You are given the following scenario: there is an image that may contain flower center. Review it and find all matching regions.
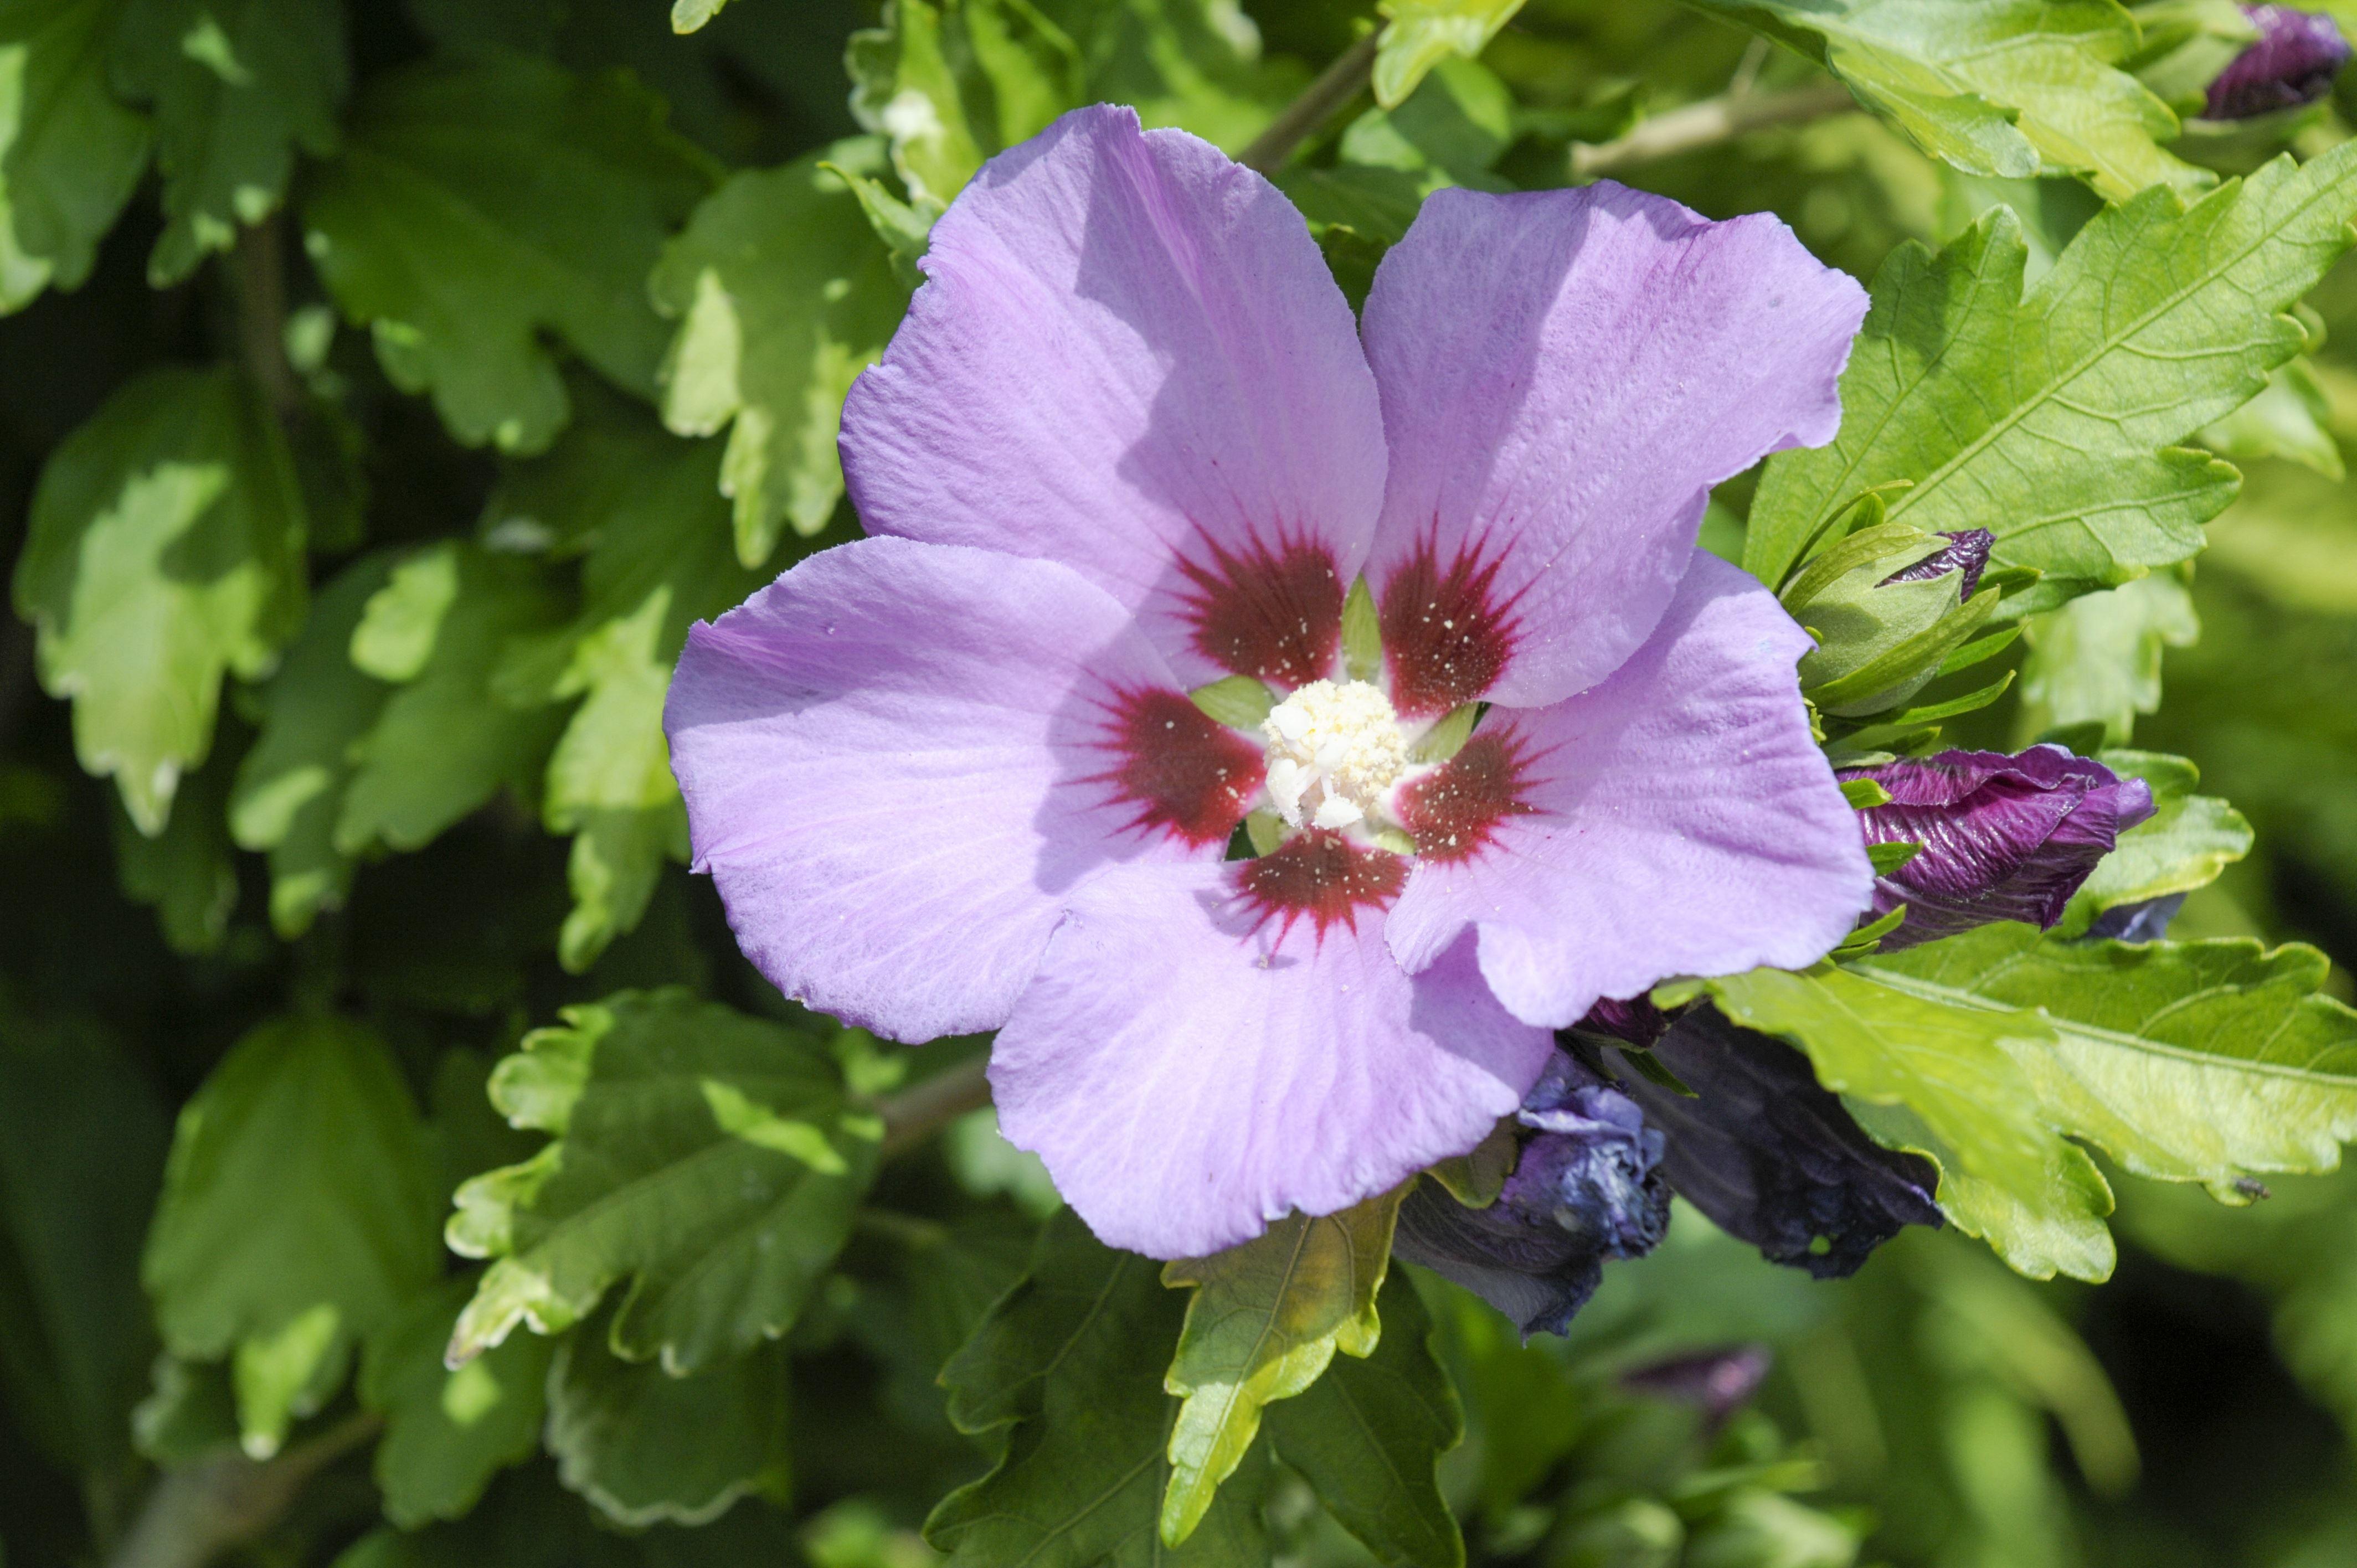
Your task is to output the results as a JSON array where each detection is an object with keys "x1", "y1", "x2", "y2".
[{"x1": 1260, "y1": 679, "x2": 1411, "y2": 833}]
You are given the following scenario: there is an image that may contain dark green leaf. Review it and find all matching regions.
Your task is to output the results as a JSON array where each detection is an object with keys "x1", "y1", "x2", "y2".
[
  {"x1": 545, "y1": 1328, "x2": 792, "y2": 1526},
  {"x1": 109, "y1": 0, "x2": 347, "y2": 284},
  {"x1": 301, "y1": 54, "x2": 717, "y2": 453},
  {"x1": 447, "y1": 990, "x2": 881, "y2": 1373},
  {"x1": 362, "y1": 1276, "x2": 554, "y2": 1528},
  {"x1": 140, "y1": 1014, "x2": 441, "y2": 1453},
  {"x1": 930, "y1": 1208, "x2": 1272, "y2": 1568},
  {"x1": 0, "y1": 0, "x2": 152, "y2": 311},
  {"x1": 112, "y1": 737, "x2": 239, "y2": 955},
  {"x1": 1264, "y1": 1271, "x2": 1463, "y2": 1568}
]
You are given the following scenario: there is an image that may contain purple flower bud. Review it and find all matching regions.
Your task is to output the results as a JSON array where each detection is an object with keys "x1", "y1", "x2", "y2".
[
  {"x1": 1840, "y1": 746, "x2": 2154, "y2": 951},
  {"x1": 1619, "y1": 1345, "x2": 1773, "y2": 1426},
  {"x1": 1576, "y1": 994, "x2": 1673, "y2": 1049},
  {"x1": 1617, "y1": 1008, "x2": 1942, "y2": 1277},
  {"x1": 1394, "y1": 1053, "x2": 1670, "y2": 1337},
  {"x1": 2206, "y1": 6, "x2": 2351, "y2": 119},
  {"x1": 1878, "y1": 527, "x2": 1994, "y2": 599}
]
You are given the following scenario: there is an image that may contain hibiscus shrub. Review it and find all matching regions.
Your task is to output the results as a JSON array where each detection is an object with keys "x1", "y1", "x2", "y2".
[{"x1": 13, "y1": 3, "x2": 2357, "y2": 1568}]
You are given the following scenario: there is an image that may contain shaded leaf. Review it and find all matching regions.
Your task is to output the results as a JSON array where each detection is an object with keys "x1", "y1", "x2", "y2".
[
  {"x1": 361, "y1": 1276, "x2": 553, "y2": 1528},
  {"x1": 847, "y1": 0, "x2": 1079, "y2": 205},
  {"x1": 1372, "y1": 1, "x2": 1524, "y2": 110},
  {"x1": 109, "y1": 0, "x2": 346, "y2": 284},
  {"x1": 2014, "y1": 571, "x2": 2199, "y2": 746},
  {"x1": 1159, "y1": 1188, "x2": 1402, "y2": 1545},
  {"x1": 140, "y1": 1014, "x2": 441, "y2": 1454},
  {"x1": 447, "y1": 990, "x2": 880, "y2": 1374},
  {"x1": 301, "y1": 53, "x2": 716, "y2": 454},
  {"x1": 1263, "y1": 1270, "x2": 1463, "y2": 1568},
  {"x1": 229, "y1": 552, "x2": 397, "y2": 937},
  {"x1": 2200, "y1": 355, "x2": 2345, "y2": 478},
  {"x1": 110, "y1": 734, "x2": 238, "y2": 956},
  {"x1": 1686, "y1": 0, "x2": 2203, "y2": 200},
  {"x1": 649, "y1": 139, "x2": 905, "y2": 565},
  {"x1": 12, "y1": 365, "x2": 306, "y2": 834},
  {"x1": 0, "y1": 0, "x2": 151, "y2": 312},
  {"x1": 545, "y1": 1328, "x2": 791, "y2": 1526},
  {"x1": 1748, "y1": 143, "x2": 2357, "y2": 603},
  {"x1": 929, "y1": 1208, "x2": 1272, "y2": 1568}
]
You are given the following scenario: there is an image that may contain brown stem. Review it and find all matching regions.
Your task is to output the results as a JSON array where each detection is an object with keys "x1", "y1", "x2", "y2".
[
  {"x1": 107, "y1": 1411, "x2": 383, "y2": 1568},
  {"x1": 228, "y1": 218, "x2": 303, "y2": 429},
  {"x1": 1569, "y1": 79, "x2": 1855, "y2": 179},
  {"x1": 1240, "y1": 32, "x2": 1382, "y2": 175},
  {"x1": 877, "y1": 1055, "x2": 993, "y2": 1158}
]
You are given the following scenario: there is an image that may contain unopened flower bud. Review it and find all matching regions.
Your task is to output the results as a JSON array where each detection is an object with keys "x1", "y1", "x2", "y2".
[
  {"x1": 1784, "y1": 524, "x2": 1997, "y2": 718},
  {"x1": 1394, "y1": 1053, "x2": 1669, "y2": 1337},
  {"x1": 1841, "y1": 746, "x2": 2155, "y2": 950},
  {"x1": 2206, "y1": 6, "x2": 2351, "y2": 119},
  {"x1": 1576, "y1": 994, "x2": 1673, "y2": 1049}
]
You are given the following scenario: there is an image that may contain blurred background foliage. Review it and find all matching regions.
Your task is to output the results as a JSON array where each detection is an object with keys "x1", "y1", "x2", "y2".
[{"x1": 8, "y1": 3, "x2": 2357, "y2": 1568}]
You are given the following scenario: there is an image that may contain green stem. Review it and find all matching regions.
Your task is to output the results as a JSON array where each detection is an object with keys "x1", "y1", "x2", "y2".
[
  {"x1": 1239, "y1": 32, "x2": 1382, "y2": 174},
  {"x1": 1570, "y1": 79, "x2": 1855, "y2": 179}
]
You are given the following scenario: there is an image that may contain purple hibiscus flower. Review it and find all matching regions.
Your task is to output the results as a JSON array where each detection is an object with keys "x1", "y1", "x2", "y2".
[
  {"x1": 663, "y1": 106, "x2": 1876, "y2": 1260},
  {"x1": 1844, "y1": 746, "x2": 2154, "y2": 951}
]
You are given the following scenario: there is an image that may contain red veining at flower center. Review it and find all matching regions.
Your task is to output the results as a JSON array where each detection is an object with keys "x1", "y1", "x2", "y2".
[
  {"x1": 1396, "y1": 729, "x2": 1536, "y2": 864},
  {"x1": 1378, "y1": 536, "x2": 1516, "y2": 718},
  {"x1": 1094, "y1": 687, "x2": 1263, "y2": 847},
  {"x1": 1177, "y1": 536, "x2": 1345, "y2": 689},
  {"x1": 1232, "y1": 828, "x2": 1407, "y2": 941}
]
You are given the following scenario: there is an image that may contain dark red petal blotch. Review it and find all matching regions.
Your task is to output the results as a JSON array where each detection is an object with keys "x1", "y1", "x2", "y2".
[
  {"x1": 1397, "y1": 729, "x2": 1537, "y2": 864},
  {"x1": 1378, "y1": 534, "x2": 1518, "y2": 718},
  {"x1": 1232, "y1": 828, "x2": 1407, "y2": 941},
  {"x1": 1178, "y1": 535, "x2": 1345, "y2": 690},
  {"x1": 1094, "y1": 687, "x2": 1263, "y2": 848}
]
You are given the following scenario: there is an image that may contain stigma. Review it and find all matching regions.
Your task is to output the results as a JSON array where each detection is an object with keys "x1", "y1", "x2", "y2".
[{"x1": 1260, "y1": 679, "x2": 1412, "y2": 833}]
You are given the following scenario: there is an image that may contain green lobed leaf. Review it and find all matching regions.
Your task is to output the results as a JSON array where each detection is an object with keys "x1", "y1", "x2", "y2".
[
  {"x1": 111, "y1": 737, "x2": 238, "y2": 955},
  {"x1": 1159, "y1": 1187, "x2": 1403, "y2": 1546},
  {"x1": 228, "y1": 551, "x2": 396, "y2": 938},
  {"x1": 1702, "y1": 966, "x2": 2118, "y2": 1281},
  {"x1": 846, "y1": 0, "x2": 1080, "y2": 207},
  {"x1": 301, "y1": 53, "x2": 717, "y2": 455},
  {"x1": 1684, "y1": 0, "x2": 2204, "y2": 202},
  {"x1": 482, "y1": 388, "x2": 769, "y2": 969},
  {"x1": 360, "y1": 1276, "x2": 553, "y2": 1528},
  {"x1": 544, "y1": 1325, "x2": 791, "y2": 1527},
  {"x1": 334, "y1": 541, "x2": 568, "y2": 859},
  {"x1": 140, "y1": 1014, "x2": 441, "y2": 1454},
  {"x1": 11, "y1": 364, "x2": 307, "y2": 835},
  {"x1": 1858, "y1": 924, "x2": 2357, "y2": 1200},
  {"x1": 1747, "y1": 142, "x2": 2357, "y2": 602},
  {"x1": 1373, "y1": 1, "x2": 1526, "y2": 110},
  {"x1": 649, "y1": 139, "x2": 907, "y2": 566},
  {"x1": 929, "y1": 1207, "x2": 1272, "y2": 1568},
  {"x1": 108, "y1": 0, "x2": 347, "y2": 285},
  {"x1": 2014, "y1": 571, "x2": 2199, "y2": 747},
  {"x1": 0, "y1": 0, "x2": 152, "y2": 312},
  {"x1": 1262, "y1": 1271, "x2": 1464, "y2": 1568},
  {"x1": 2062, "y1": 749, "x2": 2251, "y2": 928},
  {"x1": 446, "y1": 989, "x2": 880, "y2": 1374}
]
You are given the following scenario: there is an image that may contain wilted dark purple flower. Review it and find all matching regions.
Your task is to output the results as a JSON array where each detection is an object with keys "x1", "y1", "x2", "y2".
[
  {"x1": 2206, "y1": 6, "x2": 2351, "y2": 119},
  {"x1": 1841, "y1": 746, "x2": 2154, "y2": 950},
  {"x1": 1618, "y1": 1007, "x2": 1942, "y2": 1277},
  {"x1": 1879, "y1": 527, "x2": 1993, "y2": 599},
  {"x1": 1394, "y1": 1053, "x2": 1670, "y2": 1337},
  {"x1": 2082, "y1": 891, "x2": 2186, "y2": 944}
]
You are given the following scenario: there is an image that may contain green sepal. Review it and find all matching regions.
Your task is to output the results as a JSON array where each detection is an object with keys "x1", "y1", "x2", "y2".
[
  {"x1": 1192, "y1": 675, "x2": 1277, "y2": 731},
  {"x1": 1867, "y1": 840, "x2": 1922, "y2": 875},
  {"x1": 1840, "y1": 777, "x2": 1892, "y2": 809},
  {"x1": 1411, "y1": 702, "x2": 1480, "y2": 764},
  {"x1": 1245, "y1": 810, "x2": 1286, "y2": 857},
  {"x1": 1342, "y1": 576, "x2": 1383, "y2": 683}
]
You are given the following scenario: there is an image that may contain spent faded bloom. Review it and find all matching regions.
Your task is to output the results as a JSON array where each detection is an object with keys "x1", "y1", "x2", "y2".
[
  {"x1": 1843, "y1": 746, "x2": 2153, "y2": 951},
  {"x1": 1393, "y1": 1054, "x2": 1671, "y2": 1337},
  {"x1": 2207, "y1": 5, "x2": 2351, "y2": 119},
  {"x1": 1619, "y1": 1008, "x2": 1942, "y2": 1277},
  {"x1": 665, "y1": 106, "x2": 1875, "y2": 1259}
]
